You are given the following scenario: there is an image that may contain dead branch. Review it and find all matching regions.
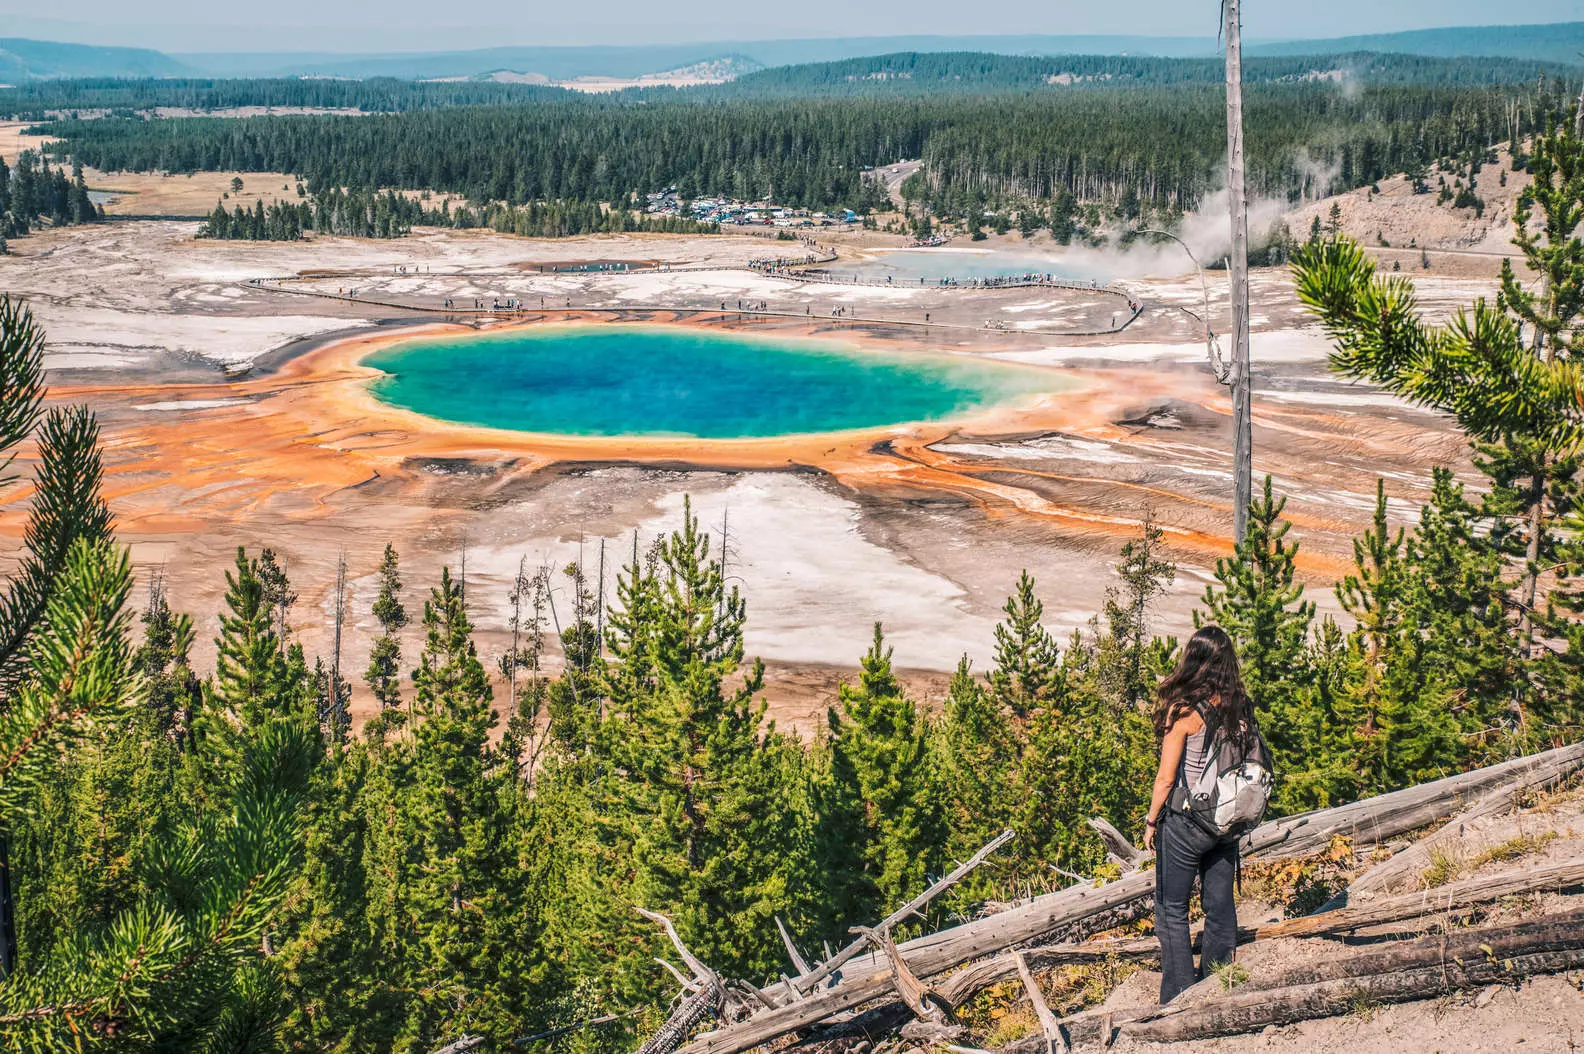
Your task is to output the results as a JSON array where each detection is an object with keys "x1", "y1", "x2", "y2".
[
  {"x1": 776, "y1": 916, "x2": 812, "y2": 976},
  {"x1": 637, "y1": 906, "x2": 718, "y2": 986},
  {"x1": 851, "y1": 925, "x2": 948, "y2": 1023},
  {"x1": 1084, "y1": 818, "x2": 1148, "y2": 872},
  {"x1": 430, "y1": 1037, "x2": 485, "y2": 1054},
  {"x1": 1013, "y1": 949, "x2": 1068, "y2": 1054},
  {"x1": 786, "y1": 829, "x2": 1015, "y2": 997}
]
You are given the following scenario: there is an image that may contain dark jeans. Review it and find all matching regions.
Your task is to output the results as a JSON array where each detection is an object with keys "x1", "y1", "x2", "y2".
[{"x1": 1154, "y1": 808, "x2": 1238, "y2": 1004}]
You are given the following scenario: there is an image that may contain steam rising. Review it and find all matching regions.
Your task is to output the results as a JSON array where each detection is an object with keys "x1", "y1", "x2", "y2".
[{"x1": 1036, "y1": 188, "x2": 1291, "y2": 283}]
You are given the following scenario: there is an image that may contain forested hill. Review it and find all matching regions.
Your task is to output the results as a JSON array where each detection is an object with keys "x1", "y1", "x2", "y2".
[
  {"x1": 1251, "y1": 21, "x2": 1584, "y2": 65},
  {"x1": 0, "y1": 38, "x2": 193, "y2": 80},
  {"x1": 701, "y1": 51, "x2": 1574, "y2": 98},
  {"x1": 36, "y1": 75, "x2": 1573, "y2": 216},
  {"x1": 4, "y1": 50, "x2": 1574, "y2": 118},
  {"x1": 0, "y1": 76, "x2": 575, "y2": 117}
]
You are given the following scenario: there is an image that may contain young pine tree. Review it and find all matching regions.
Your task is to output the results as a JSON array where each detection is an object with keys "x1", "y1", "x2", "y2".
[
  {"x1": 365, "y1": 542, "x2": 408, "y2": 716},
  {"x1": 1198, "y1": 477, "x2": 1316, "y2": 763},
  {"x1": 823, "y1": 624, "x2": 941, "y2": 921},
  {"x1": 987, "y1": 570, "x2": 1061, "y2": 722}
]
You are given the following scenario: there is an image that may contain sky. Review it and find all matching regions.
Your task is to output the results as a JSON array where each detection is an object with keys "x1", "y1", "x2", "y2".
[{"x1": 6, "y1": 0, "x2": 1582, "y2": 54}]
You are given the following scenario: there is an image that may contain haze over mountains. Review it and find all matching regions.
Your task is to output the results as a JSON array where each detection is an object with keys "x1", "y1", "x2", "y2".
[{"x1": 3, "y1": 21, "x2": 1583, "y2": 84}]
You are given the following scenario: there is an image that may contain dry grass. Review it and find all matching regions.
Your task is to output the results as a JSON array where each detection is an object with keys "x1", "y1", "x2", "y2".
[
  {"x1": 1421, "y1": 845, "x2": 1464, "y2": 890},
  {"x1": 1469, "y1": 831, "x2": 1558, "y2": 869},
  {"x1": 982, "y1": 1009, "x2": 1037, "y2": 1048}
]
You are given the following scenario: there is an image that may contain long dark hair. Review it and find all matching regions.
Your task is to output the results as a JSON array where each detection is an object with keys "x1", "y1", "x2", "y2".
[{"x1": 1153, "y1": 625, "x2": 1253, "y2": 742}]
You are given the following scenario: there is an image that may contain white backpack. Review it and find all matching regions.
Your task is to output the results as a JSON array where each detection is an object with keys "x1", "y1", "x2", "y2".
[{"x1": 1175, "y1": 709, "x2": 1274, "y2": 839}]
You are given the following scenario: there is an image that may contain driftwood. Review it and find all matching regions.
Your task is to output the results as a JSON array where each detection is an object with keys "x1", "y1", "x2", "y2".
[{"x1": 673, "y1": 741, "x2": 1584, "y2": 1054}]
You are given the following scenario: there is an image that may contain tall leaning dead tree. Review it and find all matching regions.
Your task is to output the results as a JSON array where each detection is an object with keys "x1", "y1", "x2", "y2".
[{"x1": 1223, "y1": 0, "x2": 1253, "y2": 541}]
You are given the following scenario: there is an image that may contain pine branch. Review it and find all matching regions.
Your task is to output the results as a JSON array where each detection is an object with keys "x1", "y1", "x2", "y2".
[
  {"x1": 0, "y1": 539, "x2": 138, "y2": 815},
  {"x1": 0, "y1": 406, "x2": 112, "y2": 687}
]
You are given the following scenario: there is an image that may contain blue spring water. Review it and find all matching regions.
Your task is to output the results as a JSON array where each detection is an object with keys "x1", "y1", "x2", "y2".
[{"x1": 364, "y1": 325, "x2": 1056, "y2": 439}]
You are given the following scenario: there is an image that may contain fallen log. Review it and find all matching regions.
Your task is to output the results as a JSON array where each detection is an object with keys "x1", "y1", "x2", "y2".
[
  {"x1": 1257, "y1": 856, "x2": 1584, "y2": 940},
  {"x1": 1120, "y1": 905, "x2": 1584, "y2": 1044},
  {"x1": 938, "y1": 855, "x2": 1584, "y2": 1011},
  {"x1": 668, "y1": 738, "x2": 1584, "y2": 1052},
  {"x1": 673, "y1": 742, "x2": 1584, "y2": 1054},
  {"x1": 1333, "y1": 745, "x2": 1582, "y2": 905}
]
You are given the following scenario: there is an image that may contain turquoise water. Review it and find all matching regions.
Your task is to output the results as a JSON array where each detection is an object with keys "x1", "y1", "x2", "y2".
[
  {"x1": 364, "y1": 326, "x2": 1054, "y2": 438},
  {"x1": 833, "y1": 249, "x2": 1074, "y2": 285}
]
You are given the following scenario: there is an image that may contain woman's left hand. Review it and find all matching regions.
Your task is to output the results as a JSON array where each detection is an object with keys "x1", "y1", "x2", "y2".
[{"x1": 1143, "y1": 822, "x2": 1155, "y2": 852}]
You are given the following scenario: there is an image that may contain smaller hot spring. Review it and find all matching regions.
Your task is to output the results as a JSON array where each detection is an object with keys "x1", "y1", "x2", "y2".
[
  {"x1": 818, "y1": 248, "x2": 1077, "y2": 287},
  {"x1": 363, "y1": 325, "x2": 1058, "y2": 439}
]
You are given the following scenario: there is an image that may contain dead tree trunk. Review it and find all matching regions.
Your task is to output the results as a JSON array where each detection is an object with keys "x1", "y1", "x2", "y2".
[{"x1": 1224, "y1": 0, "x2": 1253, "y2": 541}]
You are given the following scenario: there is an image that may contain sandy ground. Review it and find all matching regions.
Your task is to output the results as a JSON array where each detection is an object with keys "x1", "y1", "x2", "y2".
[{"x1": 0, "y1": 211, "x2": 1493, "y2": 727}]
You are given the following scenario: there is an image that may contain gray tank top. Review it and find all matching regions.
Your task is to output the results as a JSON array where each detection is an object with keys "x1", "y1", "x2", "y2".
[{"x1": 1182, "y1": 724, "x2": 1211, "y2": 787}]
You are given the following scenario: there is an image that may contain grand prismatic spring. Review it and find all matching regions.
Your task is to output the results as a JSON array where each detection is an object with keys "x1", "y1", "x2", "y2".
[{"x1": 363, "y1": 324, "x2": 1060, "y2": 438}]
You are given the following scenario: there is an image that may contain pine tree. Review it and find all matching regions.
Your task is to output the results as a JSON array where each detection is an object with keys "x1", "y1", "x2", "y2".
[
  {"x1": 825, "y1": 624, "x2": 940, "y2": 917},
  {"x1": 988, "y1": 571, "x2": 1061, "y2": 721},
  {"x1": 594, "y1": 501, "x2": 810, "y2": 998},
  {"x1": 928, "y1": 656, "x2": 1011, "y2": 904},
  {"x1": 1293, "y1": 110, "x2": 1583, "y2": 736},
  {"x1": 1099, "y1": 517, "x2": 1177, "y2": 708},
  {"x1": 0, "y1": 297, "x2": 114, "y2": 980},
  {"x1": 365, "y1": 542, "x2": 408, "y2": 716},
  {"x1": 1337, "y1": 480, "x2": 1407, "y2": 689},
  {"x1": 135, "y1": 570, "x2": 202, "y2": 738},
  {"x1": 1198, "y1": 477, "x2": 1316, "y2": 762}
]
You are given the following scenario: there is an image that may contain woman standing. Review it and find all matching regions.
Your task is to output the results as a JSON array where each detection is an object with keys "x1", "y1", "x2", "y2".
[{"x1": 1142, "y1": 625, "x2": 1255, "y2": 1003}]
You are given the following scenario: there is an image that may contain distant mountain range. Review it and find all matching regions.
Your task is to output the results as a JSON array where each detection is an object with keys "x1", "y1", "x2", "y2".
[
  {"x1": 0, "y1": 38, "x2": 189, "y2": 80},
  {"x1": 2, "y1": 22, "x2": 1582, "y2": 84}
]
